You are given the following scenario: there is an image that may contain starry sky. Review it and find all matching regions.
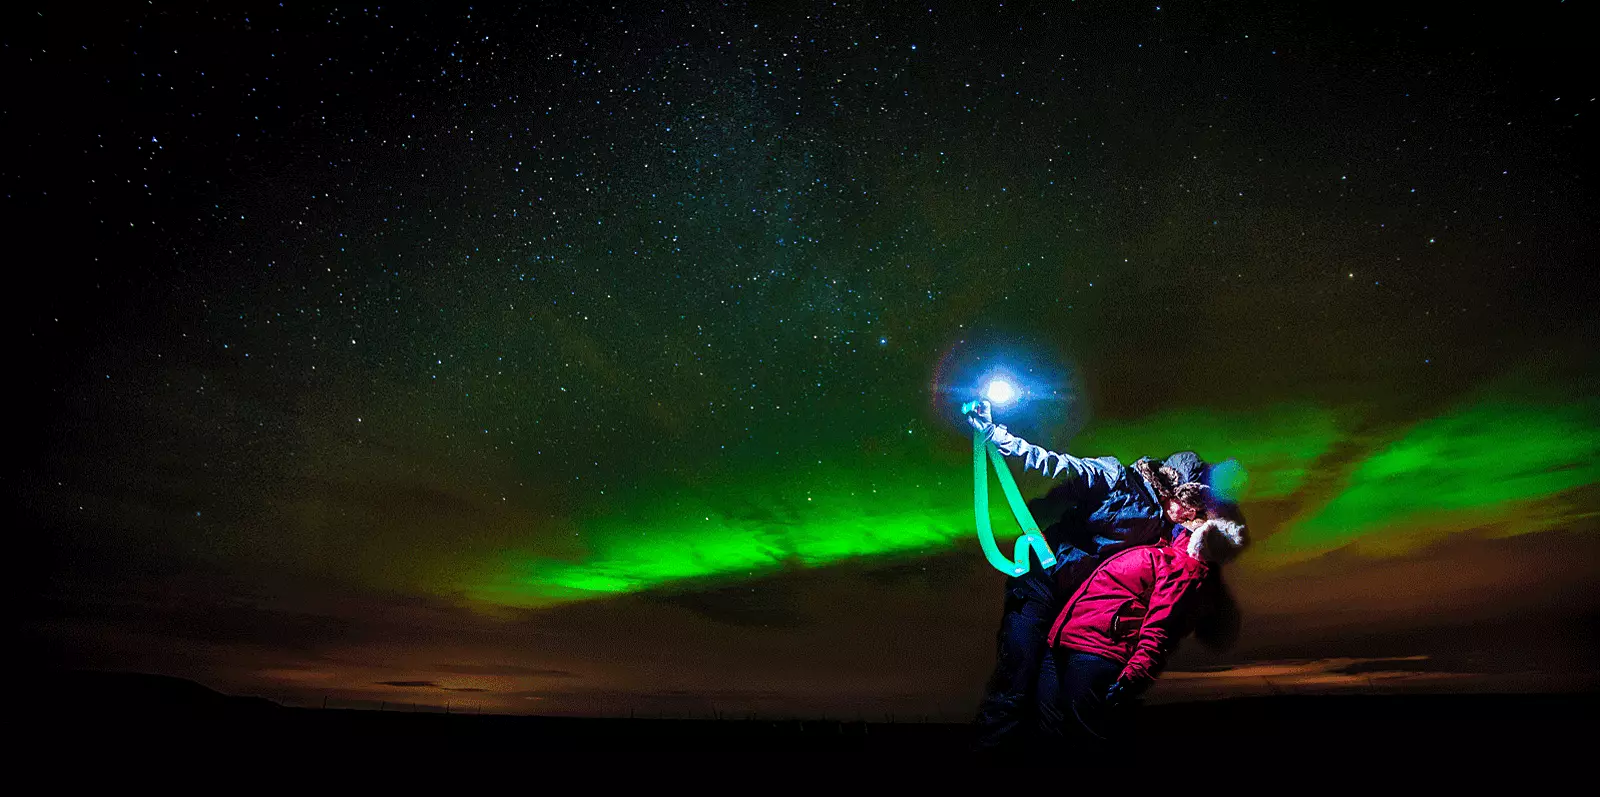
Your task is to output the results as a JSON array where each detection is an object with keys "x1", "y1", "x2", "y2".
[{"x1": 11, "y1": 1, "x2": 1598, "y2": 717}]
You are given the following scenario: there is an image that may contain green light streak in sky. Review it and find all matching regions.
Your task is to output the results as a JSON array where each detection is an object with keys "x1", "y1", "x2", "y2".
[
  {"x1": 463, "y1": 394, "x2": 1597, "y2": 606},
  {"x1": 1271, "y1": 395, "x2": 1600, "y2": 554},
  {"x1": 467, "y1": 457, "x2": 972, "y2": 606},
  {"x1": 466, "y1": 402, "x2": 1347, "y2": 607}
]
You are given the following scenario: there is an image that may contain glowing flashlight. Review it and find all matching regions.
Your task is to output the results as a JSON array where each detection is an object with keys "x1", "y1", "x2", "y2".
[{"x1": 984, "y1": 379, "x2": 1017, "y2": 406}]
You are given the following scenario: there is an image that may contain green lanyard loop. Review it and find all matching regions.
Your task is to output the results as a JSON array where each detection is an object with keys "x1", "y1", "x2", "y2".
[{"x1": 973, "y1": 427, "x2": 1057, "y2": 576}]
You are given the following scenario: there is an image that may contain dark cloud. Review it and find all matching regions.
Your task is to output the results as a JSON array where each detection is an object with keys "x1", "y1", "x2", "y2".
[
  {"x1": 651, "y1": 688, "x2": 787, "y2": 700},
  {"x1": 373, "y1": 682, "x2": 487, "y2": 692},
  {"x1": 641, "y1": 582, "x2": 813, "y2": 629},
  {"x1": 1338, "y1": 657, "x2": 1440, "y2": 676},
  {"x1": 431, "y1": 664, "x2": 581, "y2": 679}
]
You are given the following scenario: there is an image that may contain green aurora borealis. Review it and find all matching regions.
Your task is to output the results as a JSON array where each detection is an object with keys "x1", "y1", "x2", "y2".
[
  {"x1": 470, "y1": 389, "x2": 1597, "y2": 605},
  {"x1": 14, "y1": 1, "x2": 1597, "y2": 712},
  {"x1": 1277, "y1": 389, "x2": 1600, "y2": 556}
]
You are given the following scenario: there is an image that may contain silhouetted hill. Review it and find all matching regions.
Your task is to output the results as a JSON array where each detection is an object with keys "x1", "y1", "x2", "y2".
[{"x1": 25, "y1": 670, "x2": 280, "y2": 715}]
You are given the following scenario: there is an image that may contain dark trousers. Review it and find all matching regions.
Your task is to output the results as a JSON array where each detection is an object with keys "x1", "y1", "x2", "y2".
[
  {"x1": 972, "y1": 572, "x2": 1058, "y2": 751},
  {"x1": 1036, "y1": 649, "x2": 1127, "y2": 759}
]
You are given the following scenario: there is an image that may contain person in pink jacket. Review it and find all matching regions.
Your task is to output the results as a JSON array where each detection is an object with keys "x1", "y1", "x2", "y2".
[{"x1": 1035, "y1": 488, "x2": 1247, "y2": 754}]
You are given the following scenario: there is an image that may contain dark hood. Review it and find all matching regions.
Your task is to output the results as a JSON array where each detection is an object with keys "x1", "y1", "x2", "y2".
[{"x1": 1161, "y1": 450, "x2": 1211, "y2": 486}]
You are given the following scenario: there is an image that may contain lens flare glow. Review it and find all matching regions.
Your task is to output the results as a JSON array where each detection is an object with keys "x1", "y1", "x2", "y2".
[{"x1": 985, "y1": 379, "x2": 1017, "y2": 405}]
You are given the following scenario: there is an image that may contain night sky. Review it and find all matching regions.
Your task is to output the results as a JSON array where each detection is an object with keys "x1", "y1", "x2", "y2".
[{"x1": 12, "y1": 1, "x2": 1598, "y2": 718}]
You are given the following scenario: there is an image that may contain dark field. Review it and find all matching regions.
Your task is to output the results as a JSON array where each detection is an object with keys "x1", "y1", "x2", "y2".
[{"x1": 20, "y1": 671, "x2": 1594, "y2": 776}]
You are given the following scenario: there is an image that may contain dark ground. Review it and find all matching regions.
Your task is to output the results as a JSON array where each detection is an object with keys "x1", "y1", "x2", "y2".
[{"x1": 19, "y1": 671, "x2": 1595, "y2": 777}]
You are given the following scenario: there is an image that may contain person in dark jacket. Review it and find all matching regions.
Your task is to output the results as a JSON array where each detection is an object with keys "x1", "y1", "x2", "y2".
[
  {"x1": 963, "y1": 399, "x2": 1226, "y2": 751},
  {"x1": 1036, "y1": 499, "x2": 1247, "y2": 756}
]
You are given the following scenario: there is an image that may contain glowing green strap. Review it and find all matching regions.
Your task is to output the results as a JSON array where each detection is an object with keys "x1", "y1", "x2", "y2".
[{"x1": 973, "y1": 428, "x2": 1058, "y2": 576}]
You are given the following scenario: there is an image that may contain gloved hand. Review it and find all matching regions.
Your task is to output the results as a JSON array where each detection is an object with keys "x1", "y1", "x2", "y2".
[
  {"x1": 962, "y1": 399, "x2": 994, "y2": 432},
  {"x1": 1104, "y1": 680, "x2": 1139, "y2": 708}
]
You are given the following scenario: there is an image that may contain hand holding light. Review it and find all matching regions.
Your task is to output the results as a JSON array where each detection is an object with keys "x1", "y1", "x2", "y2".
[
  {"x1": 962, "y1": 398, "x2": 994, "y2": 431},
  {"x1": 962, "y1": 378, "x2": 1017, "y2": 429},
  {"x1": 962, "y1": 374, "x2": 1056, "y2": 577}
]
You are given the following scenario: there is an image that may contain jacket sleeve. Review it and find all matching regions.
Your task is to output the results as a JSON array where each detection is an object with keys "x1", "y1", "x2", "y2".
[
  {"x1": 1117, "y1": 559, "x2": 1209, "y2": 688},
  {"x1": 982, "y1": 422, "x2": 1121, "y2": 501}
]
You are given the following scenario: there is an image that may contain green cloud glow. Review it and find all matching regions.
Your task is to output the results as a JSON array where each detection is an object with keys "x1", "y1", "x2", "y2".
[
  {"x1": 465, "y1": 402, "x2": 1348, "y2": 607},
  {"x1": 463, "y1": 392, "x2": 1597, "y2": 607},
  {"x1": 1269, "y1": 394, "x2": 1600, "y2": 556},
  {"x1": 466, "y1": 456, "x2": 973, "y2": 606}
]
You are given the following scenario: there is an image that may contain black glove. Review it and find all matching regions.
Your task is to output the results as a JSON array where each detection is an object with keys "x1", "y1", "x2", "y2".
[{"x1": 1104, "y1": 680, "x2": 1138, "y2": 708}]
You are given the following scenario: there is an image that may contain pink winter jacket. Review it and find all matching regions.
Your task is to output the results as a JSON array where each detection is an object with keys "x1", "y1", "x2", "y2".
[{"x1": 1046, "y1": 528, "x2": 1215, "y2": 688}]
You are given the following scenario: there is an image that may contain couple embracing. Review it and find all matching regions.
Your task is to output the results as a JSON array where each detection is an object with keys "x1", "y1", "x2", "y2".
[{"x1": 963, "y1": 399, "x2": 1249, "y2": 758}]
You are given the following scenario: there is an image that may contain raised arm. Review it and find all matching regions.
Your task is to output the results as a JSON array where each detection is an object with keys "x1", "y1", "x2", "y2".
[{"x1": 963, "y1": 399, "x2": 1121, "y2": 499}]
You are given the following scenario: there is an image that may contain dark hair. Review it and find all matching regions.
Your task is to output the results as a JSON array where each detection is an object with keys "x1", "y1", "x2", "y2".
[
  {"x1": 1134, "y1": 458, "x2": 1180, "y2": 500},
  {"x1": 1137, "y1": 457, "x2": 1215, "y2": 514},
  {"x1": 1193, "y1": 570, "x2": 1242, "y2": 651},
  {"x1": 1172, "y1": 482, "x2": 1213, "y2": 514}
]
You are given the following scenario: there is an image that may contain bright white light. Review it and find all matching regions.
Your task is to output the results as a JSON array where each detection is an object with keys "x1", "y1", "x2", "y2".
[{"x1": 985, "y1": 379, "x2": 1017, "y2": 405}]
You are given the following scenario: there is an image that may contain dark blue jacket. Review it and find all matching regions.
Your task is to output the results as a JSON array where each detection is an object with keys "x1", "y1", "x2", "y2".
[{"x1": 981, "y1": 422, "x2": 1176, "y2": 593}]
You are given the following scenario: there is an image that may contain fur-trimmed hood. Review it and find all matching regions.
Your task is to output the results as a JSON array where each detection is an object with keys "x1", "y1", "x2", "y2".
[{"x1": 1185, "y1": 515, "x2": 1248, "y2": 565}]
